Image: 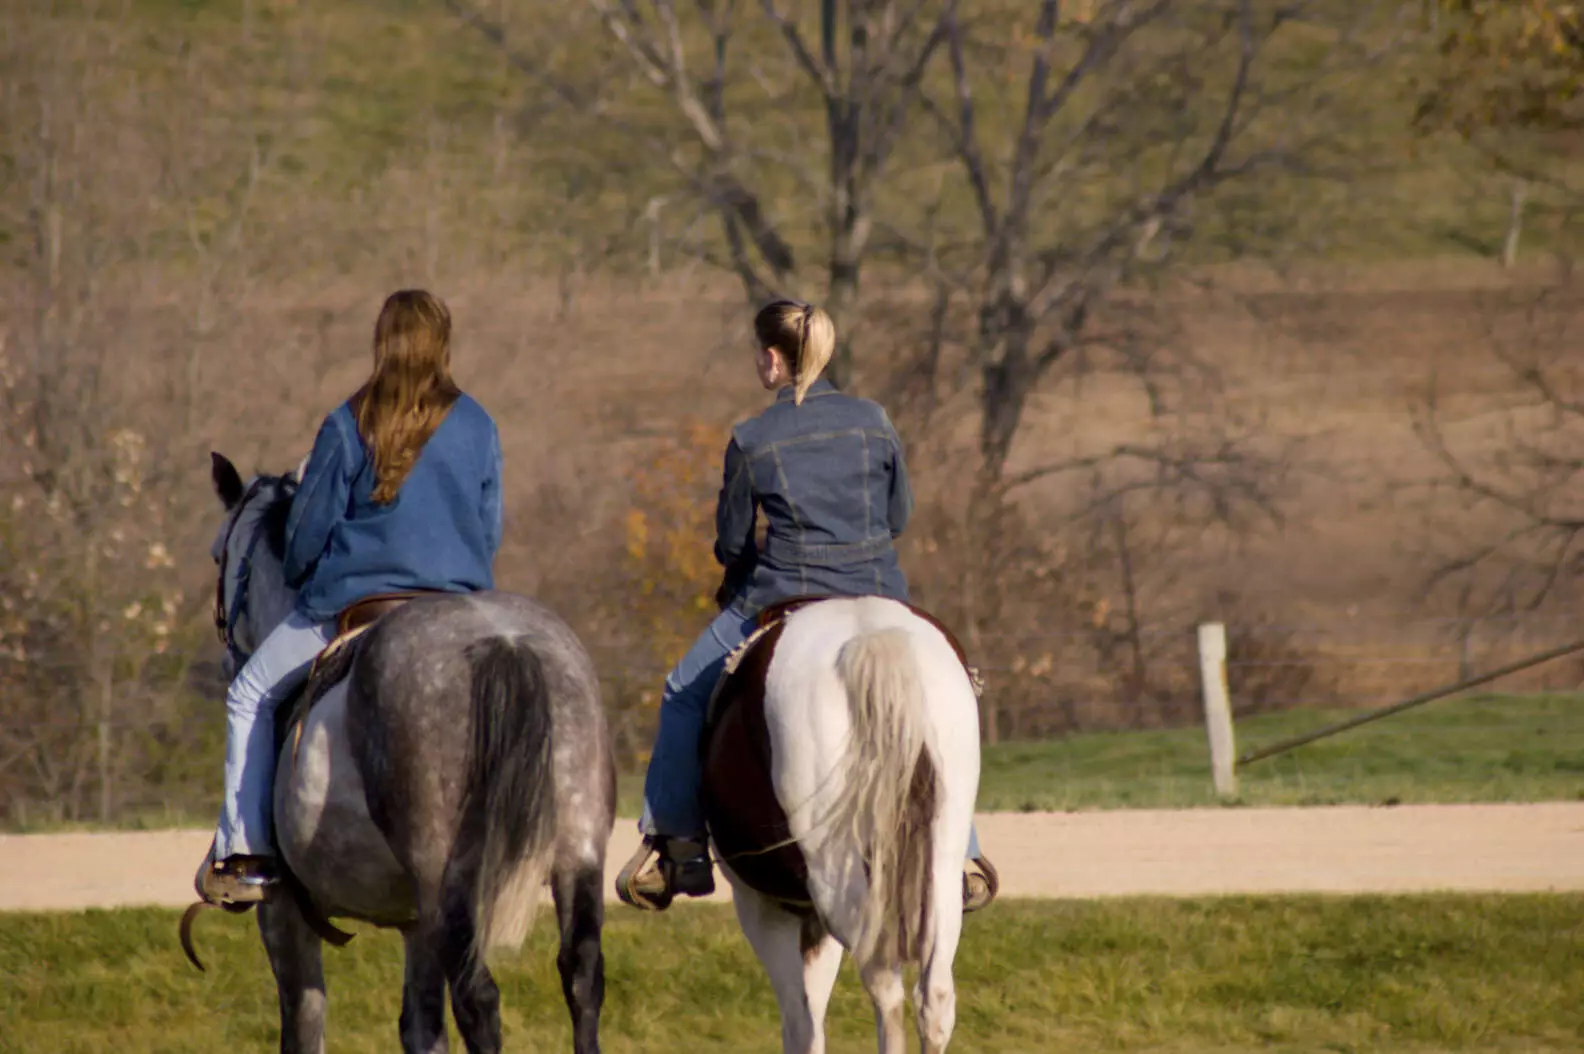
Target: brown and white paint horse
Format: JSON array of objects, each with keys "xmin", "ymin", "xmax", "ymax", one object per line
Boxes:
[{"xmin": 703, "ymin": 595, "xmax": 980, "ymax": 1054}]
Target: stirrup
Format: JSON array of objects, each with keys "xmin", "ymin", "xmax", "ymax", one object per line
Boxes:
[
  {"xmin": 615, "ymin": 836, "xmax": 715, "ymax": 911},
  {"xmin": 195, "ymin": 852, "xmax": 279, "ymax": 909},
  {"xmin": 963, "ymin": 855, "xmax": 999, "ymax": 913}
]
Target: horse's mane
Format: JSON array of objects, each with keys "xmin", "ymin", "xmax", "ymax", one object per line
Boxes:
[{"xmin": 253, "ymin": 474, "xmax": 298, "ymax": 563}]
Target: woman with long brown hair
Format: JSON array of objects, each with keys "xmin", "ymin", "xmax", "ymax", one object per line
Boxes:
[{"xmin": 201, "ymin": 289, "xmax": 503, "ymax": 901}]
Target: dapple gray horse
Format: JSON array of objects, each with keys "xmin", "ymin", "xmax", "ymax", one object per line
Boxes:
[{"xmin": 187, "ymin": 453, "xmax": 615, "ymax": 1054}]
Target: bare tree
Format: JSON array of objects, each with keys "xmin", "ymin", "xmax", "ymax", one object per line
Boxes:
[
  {"xmin": 921, "ymin": 0, "xmax": 1388, "ymax": 494},
  {"xmin": 1415, "ymin": 276, "xmax": 1584, "ymax": 614},
  {"xmin": 447, "ymin": 0, "xmax": 952, "ymax": 385},
  {"xmin": 0, "ymin": 8, "xmax": 286, "ymax": 824},
  {"xmin": 880, "ymin": 0, "xmax": 1392, "ymax": 735}
]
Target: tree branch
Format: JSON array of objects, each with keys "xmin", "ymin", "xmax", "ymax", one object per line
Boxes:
[{"xmin": 760, "ymin": 0, "xmax": 839, "ymax": 99}]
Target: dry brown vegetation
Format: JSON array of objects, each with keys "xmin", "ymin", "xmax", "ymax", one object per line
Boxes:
[{"xmin": 2, "ymin": 0, "xmax": 1581, "ymax": 824}]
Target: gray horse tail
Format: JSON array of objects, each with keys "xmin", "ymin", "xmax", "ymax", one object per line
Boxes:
[{"xmin": 447, "ymin": 635, "xmax": 557, "ymax": 964}]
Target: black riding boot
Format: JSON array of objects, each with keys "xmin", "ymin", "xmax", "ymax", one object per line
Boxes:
[{"xmin": 616, "ymin": 835, "xmax": 716, "ymax": 911}]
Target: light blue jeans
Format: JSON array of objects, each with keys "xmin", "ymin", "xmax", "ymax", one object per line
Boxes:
[
  {"xmin": 214, "ymin": 610, "xmax": 334, "ymax": 859},
  {"xmin": 640, "ymin": 608, "xmax": 982, "ymax": 860}
]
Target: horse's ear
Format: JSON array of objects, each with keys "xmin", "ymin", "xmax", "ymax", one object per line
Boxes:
[{"xmin": 211, "ymin": 451, "xmax": 245, "ymax": 510}]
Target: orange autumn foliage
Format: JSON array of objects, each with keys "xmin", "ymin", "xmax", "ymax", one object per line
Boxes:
[{"xmin": 622, "ymin": 418, "xmax": 731, "ymax": 676}]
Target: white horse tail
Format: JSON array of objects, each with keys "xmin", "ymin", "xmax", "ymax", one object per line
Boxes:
[{"xmin": 827, "ymin": 626, "xmax": 940, "ymax": 964}]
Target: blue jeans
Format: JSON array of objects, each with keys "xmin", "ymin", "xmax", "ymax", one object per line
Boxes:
[
  {"xmin": 214, "ymin": 611, "xmax": 333, "ymax": 859},
  {"xmin": 640, "ymin": 608, "xmax": 983, "ymax": 861},
  {"xmin": 642, "ymin": 610, "xmax": 756, "ymax": 838}
]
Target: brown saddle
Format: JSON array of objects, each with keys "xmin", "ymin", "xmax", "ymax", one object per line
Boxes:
[{"xmin": 699, "ymin": 594, "xmax": 973, "ymax": 910}]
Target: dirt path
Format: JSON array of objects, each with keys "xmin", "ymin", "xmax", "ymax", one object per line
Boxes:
[{"xmin": 3, "ymin": 803, "xmax": 1581, "ymax": 912}]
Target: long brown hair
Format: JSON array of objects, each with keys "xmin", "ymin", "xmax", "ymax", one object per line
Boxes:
[
  {"xmin": 754, "ymin": 299, "xmax": 837, "ymax": 405},
  {"xmin": 353, "ymin": 289, "xmax": 461, "ymax": 503}
]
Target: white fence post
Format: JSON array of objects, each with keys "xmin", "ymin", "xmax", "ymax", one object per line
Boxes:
[{"xmin": 1197, "ymin": 622, "xmax": 1238, "ymax": 799}]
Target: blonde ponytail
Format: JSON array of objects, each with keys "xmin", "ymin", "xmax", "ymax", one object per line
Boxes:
[{"xmin": 753, "ymin": 299, "xmax": 837, "ymax": 405}]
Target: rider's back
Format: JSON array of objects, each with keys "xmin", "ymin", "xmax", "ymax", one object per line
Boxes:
[
  {"xmin": 723, "ymin": 377, "xmax": 911, "ymax": 613},
  {"xmin": 285, "ymin": 393, "xmax": 502, "ymax": 622}
]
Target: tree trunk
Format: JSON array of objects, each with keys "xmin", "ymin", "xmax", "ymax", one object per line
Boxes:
[
  {"xmin": 97, "ymin": 667, "xmax": 114, "ymax": 823},
  {"xmin": 968, "ymin": 307, "xmax": 1042, "ymax": 745},
  {"xmin": 959, "ymin": 540, "xmax": 997, "ymax": 745},
  {"xmin": 977, "ymin": 333, "xmax": 1037, "ymax": 489},
  {"xmin": 825, "ymin": 115, "xmax": 864, "ymax": 389},
  {"xmin": 1112, "ymin": 502, "xmax": 1148, "ymax": 711},
  {"xmin": 825, "ymin": 247, "xmax": 858, "ymax": 389},
  {"xmin": 1502, "ymin": 180, "xmax": 1527, "ymax": 270}
]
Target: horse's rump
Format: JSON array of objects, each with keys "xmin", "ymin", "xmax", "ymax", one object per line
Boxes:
[
  {"xmin": 751, "ymin": 594, "xmax": 971, "ymax": 667},
  {"xmin": 272, "ymin": 594, "xmax": 565, "ymax": 964},
  {"xmin": 348, "ymin": 596, "xmax": 559, "ymax": 960},
  {"xmin": 701, "ymin": 595, "xmax": 973, "ymax": 918}
]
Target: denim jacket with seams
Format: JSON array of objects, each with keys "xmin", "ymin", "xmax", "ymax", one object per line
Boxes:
[{"xmin": 714, "ymin": 377, "xmax": 912, "ymax": 617}]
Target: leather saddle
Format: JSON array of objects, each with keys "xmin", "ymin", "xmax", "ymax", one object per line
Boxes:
[{"xmin": 699, "ymin": 595, "xmax": 974, "ymax": 910}]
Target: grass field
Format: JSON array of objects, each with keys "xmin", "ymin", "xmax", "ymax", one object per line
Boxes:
[
  {"xmin": 2, "ymin": 896, "xmax": 1580, "ymax": 1053},
  {"xmin": 602, "ymin": 694, "xmax": 1584, "ymax": 818},
  {"xmin": 21, "ymin": 0, "xmax": 1582, "ymax": 279},
  {"xmin": 972, "ymin": 693, "xmax": 1584, "ymax": 813},
  {"xmin": 18, "ymin": 693, "xmax": 1578, "ymax": 834}
]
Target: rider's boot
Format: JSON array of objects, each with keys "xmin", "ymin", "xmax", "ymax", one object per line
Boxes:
[
  {"xmin": 963, "ymin": 854, "xmax": 1000, "ymax": 913},
  {"xmin": 194, "ymin": 841, "xmax": 279, "ymax": 910},
  {"xmin": 616, "ymin": 835, "xmax": 715, "ymax": 911}
]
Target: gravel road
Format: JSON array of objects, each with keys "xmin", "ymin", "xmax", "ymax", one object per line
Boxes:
[{"xmin": 2, "ymin": 803, "xmax": 1580, "ymax": 912}]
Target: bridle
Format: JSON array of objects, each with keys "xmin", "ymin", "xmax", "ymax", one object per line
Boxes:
[{"xmin": 212, "ymin": 477, "xmax": 277, "ymax": 669}]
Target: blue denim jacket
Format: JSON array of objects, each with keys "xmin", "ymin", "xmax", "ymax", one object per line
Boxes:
[
  {"xmin": 284, "ymin": 394, "xmax": 502, "ymax": 622},
  {"xmin": 715, "ymin": 378, "xmax": 911, "ymax": 616}
]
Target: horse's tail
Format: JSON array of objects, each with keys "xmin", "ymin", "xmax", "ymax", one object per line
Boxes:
[
  {"xmin": 446, "ymin": 635, "xmax": 556, "ymax": 966},
  {"xmin": 826, "ymin": 626, "xmax": 939, "ymax": 964}
]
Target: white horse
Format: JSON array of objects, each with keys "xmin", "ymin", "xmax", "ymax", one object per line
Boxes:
[{"xmin": 701, "ymin": 594, "xmax": 981, "ymax": 1054}]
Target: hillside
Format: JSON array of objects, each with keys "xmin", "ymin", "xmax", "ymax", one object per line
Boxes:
[{"xmin": 2, "ymin": 0, "xmax": 1582, "ymax": 823}]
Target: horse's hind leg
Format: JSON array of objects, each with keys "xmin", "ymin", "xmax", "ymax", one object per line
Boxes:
[
  {"xmin": 400, "ymin": 924, "xmax": 452, "ymax": 1054},
  {"xmin": 856, "ymin": 949, "xmax": 909, "ymax": 1054},
  {"xmin": 551, "ymin": 862, "xmax": 605, "ymax": 1054},
  {"xmin": 913, "ymin": 854, "xmax": 965, "ymax": 1054},
  {"xmin": 734, "ymin": 886, "xmax": 843, "ymax": 1054},
  {"xmin": 257, "ymin": 899, "xmax": 327, "ymax": 1054},
  {"xmin": 436, "ymin": 891, "xmax": 505, "ymax": 1054}
]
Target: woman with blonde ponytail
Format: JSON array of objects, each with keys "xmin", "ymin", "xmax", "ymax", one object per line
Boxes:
[{"xmin": 619, "ymin": 299, "xmax": 996, "ymax": 912}]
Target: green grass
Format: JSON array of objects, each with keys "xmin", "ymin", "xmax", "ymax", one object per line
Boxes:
[
  {"xmin": 2, "ymin": 896, "xmax": 1580, "ymax": 1052},
  {"xmin": 609, "ymin": 693, "xmax": 1584, "ymax": 818},
  {"xmin": 11, "ymin": 693, "xmax": 1576, "ymax": 833},
  {"xmin": 975, "ymin": 694, "xmax": 1584, "ymax": 813}
]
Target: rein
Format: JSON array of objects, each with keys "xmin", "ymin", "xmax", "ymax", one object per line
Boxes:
[{"xmin": 213, "ymin": 478, "xmax": 273, "ymax": 669}]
